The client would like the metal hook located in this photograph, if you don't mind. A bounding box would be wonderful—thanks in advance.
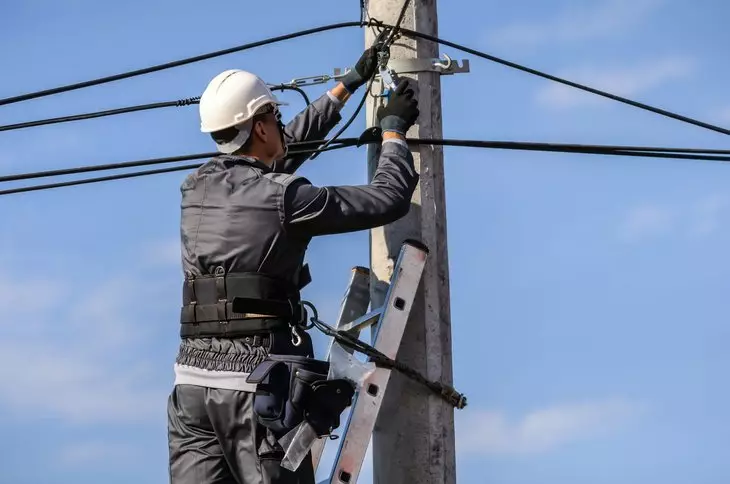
[291,325,303,347]
[433,53,452,70]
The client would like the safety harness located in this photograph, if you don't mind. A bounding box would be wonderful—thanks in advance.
[179,264,311,338]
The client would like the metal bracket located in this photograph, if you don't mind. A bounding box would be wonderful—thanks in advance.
[284,53,468,89]
[385,54,470,76]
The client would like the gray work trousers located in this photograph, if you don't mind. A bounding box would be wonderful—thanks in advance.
[167,384,315,484]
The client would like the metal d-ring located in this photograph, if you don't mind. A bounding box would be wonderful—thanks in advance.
[300,301,317,330]
[433,53,452,70]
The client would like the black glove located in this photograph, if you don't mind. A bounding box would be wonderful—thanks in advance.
[341,47,378,93]
[377,79,420,136]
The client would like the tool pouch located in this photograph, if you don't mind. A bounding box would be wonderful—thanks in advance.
[246,355,355,436]
[304,378,355,436]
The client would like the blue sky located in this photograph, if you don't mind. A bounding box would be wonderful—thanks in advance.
[1,0,729,483]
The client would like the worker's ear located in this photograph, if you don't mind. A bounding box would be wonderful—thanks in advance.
[252,118,267,142]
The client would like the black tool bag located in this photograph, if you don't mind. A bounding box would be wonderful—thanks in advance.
[246,354,355,436]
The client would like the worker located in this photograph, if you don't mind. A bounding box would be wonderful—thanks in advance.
[167,46,420,484]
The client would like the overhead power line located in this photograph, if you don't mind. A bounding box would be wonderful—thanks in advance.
[307,2,412,161]
[386,23,730,137]
[0,97,200,132]
[0,144,349,196]
[0,85,309,133]
[0,163,205,196]
[0,140,339,183]
[0,21,726,140]
[1,20,727,139]
[0,22,362,107]
[4,137,730,197]
[0,152,214,183]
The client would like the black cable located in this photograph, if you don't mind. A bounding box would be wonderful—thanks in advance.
[306,78,373,161]
[384,0,412,46]
[0,144,352,196]
[0,152,215,183]
[307,8,411,162]
[0,140,349,183]
[1,83,310,134]
[5,137,730,195]
[422,138,730,163]
[382,23,730,137]
[7,138,730,187]
[0,21,362,107]
[302,304,467,409]
[0,163,204,196]
[3,18,726,140]
[0,97,200,133]
[269,84,311,106]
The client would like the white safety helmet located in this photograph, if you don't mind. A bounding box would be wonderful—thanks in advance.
[199,69,288,154]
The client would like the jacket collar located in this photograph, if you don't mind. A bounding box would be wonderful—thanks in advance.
[217,154,273,173]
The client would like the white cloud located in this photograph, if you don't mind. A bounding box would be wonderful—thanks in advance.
[144,238,182,267]
[56,441,137,467]
[0,343,166,424]
[717,107,730,123]
[0,272,170,424]
[689,194,730,239]
[487,0,663,49]
[537,57,696,109]
[456,398,646,456]
[618,195,730,243]
[618,204,676,242]
[0,275,65,316]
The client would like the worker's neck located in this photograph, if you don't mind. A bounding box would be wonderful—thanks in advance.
[238,149,274,167]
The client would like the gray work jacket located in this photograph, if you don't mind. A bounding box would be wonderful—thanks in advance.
[176,92,418,374]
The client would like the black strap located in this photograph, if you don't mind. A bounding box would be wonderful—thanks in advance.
[180,269,309,338]
[298,264,312,290]
[181,271,197,324]
[179,317,289,338]
[214,266,227,323]
[230,297,298,319]
[181,272,300,318]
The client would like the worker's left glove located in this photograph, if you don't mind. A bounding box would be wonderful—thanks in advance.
[341,46,378,93]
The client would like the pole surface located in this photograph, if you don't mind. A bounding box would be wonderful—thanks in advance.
[365,0,456,482]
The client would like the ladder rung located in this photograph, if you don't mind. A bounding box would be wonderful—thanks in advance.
[339,308,382,334]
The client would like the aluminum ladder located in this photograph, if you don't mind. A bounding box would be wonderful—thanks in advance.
[311,240,428,484]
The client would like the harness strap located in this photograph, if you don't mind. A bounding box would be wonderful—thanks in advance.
[179,268,310,338]
[214,266,227,326]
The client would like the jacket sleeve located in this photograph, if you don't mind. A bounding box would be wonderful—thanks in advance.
[282,139,419,237]
[274,92,344,175]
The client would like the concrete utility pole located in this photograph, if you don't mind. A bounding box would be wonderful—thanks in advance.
[364,0,456,482]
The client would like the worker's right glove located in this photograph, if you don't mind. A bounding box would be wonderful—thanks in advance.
[341,47,379,93]
[377,79,420,136]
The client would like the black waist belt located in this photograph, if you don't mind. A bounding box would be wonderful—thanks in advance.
[179,265,311,338]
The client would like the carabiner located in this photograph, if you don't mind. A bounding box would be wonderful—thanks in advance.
[291,325,303,347]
